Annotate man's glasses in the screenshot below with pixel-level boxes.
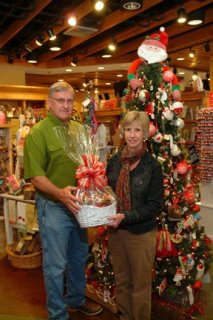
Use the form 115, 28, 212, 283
50, 97, 74, 106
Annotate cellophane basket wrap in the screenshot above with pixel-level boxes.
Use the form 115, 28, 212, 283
54, 123, 117, 228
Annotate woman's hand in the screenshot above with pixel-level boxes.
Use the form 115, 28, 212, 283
107, 213, 125, 228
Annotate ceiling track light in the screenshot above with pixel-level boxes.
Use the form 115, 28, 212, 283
35, 35, 45, 46
192, 71, 198, 81
68, 16, 77, 27
187, 9, 204, 26
7, 53, 14, 64
71, 56, 78, 67
108, 38, 117, 51
177, 7, 187, 24
16, 48, 22, 60
49, 38, 62, 51
101, 52, 112, 58
94, 1, 104, 11
204, 42, 210, 52
27, 51, 38, 64
122, 0, 143, 10
24, 44, 32, 53
47, 28, 56, 41
189, 48, 195, 58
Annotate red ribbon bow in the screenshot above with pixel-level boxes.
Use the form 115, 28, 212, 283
76, 154, 107, 189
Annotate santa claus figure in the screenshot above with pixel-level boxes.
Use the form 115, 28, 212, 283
127, 27, 180, 101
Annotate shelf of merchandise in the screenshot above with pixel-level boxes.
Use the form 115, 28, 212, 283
181, 91, 210, 145
0, 85, 48, 133
0, 124, 13, 179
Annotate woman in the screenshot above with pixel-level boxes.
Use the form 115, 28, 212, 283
107, 111, 164, 320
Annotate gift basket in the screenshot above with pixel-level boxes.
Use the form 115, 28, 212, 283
54, 123, 116, 228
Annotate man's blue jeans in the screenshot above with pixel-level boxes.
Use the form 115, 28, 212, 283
36, 195, 89, 320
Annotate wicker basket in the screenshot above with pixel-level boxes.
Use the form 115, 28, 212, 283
76, 202, 116, 228
5, 243, 42, 269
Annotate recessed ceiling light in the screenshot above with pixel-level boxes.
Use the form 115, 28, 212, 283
58, 79, 64, 82
98, 66, 105, 70
177, 57, 185, 61
178, 72, 185, 75
65, 68, 72, 72
106, 82, 111, 85
122, 0, 143, 10
117, 74, 124, 77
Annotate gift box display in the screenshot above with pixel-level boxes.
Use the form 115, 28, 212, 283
6, 233, 42, 269
54, 124, 117, 228
151, 286, 206, 320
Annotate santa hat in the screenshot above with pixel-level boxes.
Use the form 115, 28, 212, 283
142, 27, 168, 51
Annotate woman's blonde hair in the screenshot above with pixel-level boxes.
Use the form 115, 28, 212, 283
120, 110, 150, 139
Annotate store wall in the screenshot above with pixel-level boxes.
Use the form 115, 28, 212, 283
0, 64, 26, 85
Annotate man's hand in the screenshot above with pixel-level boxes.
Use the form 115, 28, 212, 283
58, 186, 81, 214
31, 176, 81, 214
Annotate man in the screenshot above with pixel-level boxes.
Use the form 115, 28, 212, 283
24, 81, 103, 320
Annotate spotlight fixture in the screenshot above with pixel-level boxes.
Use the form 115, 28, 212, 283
204, 42, 210, 52
122, 0, 143, 10
108, 38, 117, 51
189, 49, 195, 58
47, 28, 56, 41
101, 53, 112, 58
187, 9, 204, 26
94, 1, 104, 11
24, 44, 32, 53
68, 16, 77, 26
16, 48, 22, 60
7, 53, 14, 64
71, 56, 78, 67
192, 71, 198, 81
177, 7, 187, 24
27, 52, 38, 64
49, 38, 61, 51
35, 35, 45, 46
173, 66, 177, 75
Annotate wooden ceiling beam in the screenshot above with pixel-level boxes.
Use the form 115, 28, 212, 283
38, 0, 164, 64
24, 0, 96, 56
0, 0, 53, 48
75, 0, 213, 60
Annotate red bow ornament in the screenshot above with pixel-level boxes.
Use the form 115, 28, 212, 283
76, 154, 108, 189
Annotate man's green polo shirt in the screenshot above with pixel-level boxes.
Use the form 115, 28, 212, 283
24, 113, 80, 189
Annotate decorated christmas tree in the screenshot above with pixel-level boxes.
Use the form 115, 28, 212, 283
85, 28, 212, 318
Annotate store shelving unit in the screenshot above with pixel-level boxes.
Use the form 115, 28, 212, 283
181, 91, 210, 145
